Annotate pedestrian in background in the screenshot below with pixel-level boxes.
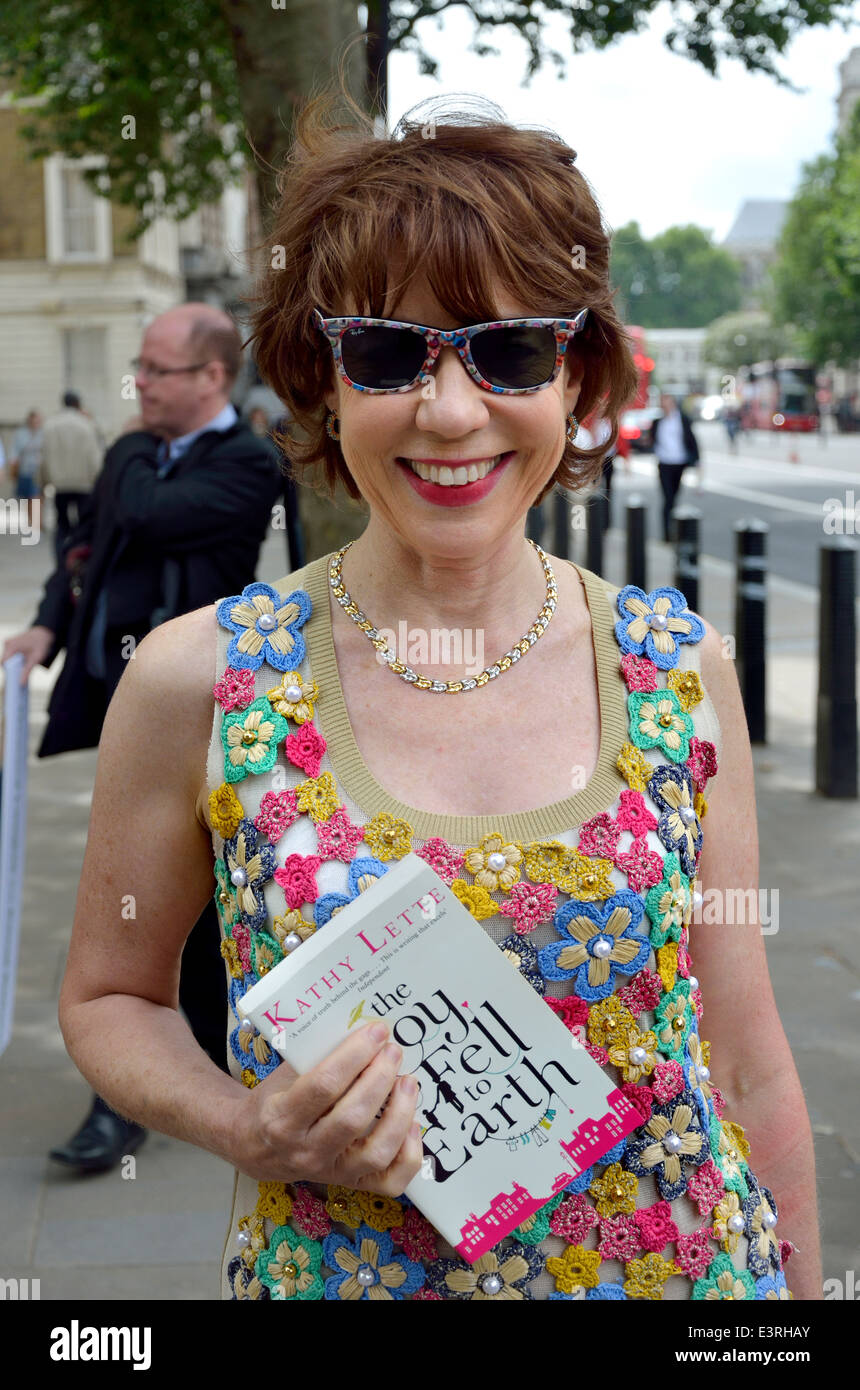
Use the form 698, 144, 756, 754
10, 408, 44, 525
41, 392, 102, 561
648, 392, 700, 542
2, 302, 284, 1173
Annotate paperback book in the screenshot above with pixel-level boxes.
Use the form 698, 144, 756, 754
239, 852, 641, 1262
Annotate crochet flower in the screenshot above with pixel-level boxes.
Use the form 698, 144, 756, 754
271, 908, 316, 952
621, 1081, 654, 1124
223, 820, 277, 931
315, 807, 365, 863
274, 853, 322, 911
452, 879, 497, 921
267, 670, 319, 724
255, 1181, 293, 1226
616, 788, 659, 838
221, 698, 289, 784
213, 666, 256, 712
624, 1092, 707, 1200
539, 891, 650, 1002
234, 1211, 267, 1272
546, 1244, 602, 1294
709, 1117, 751, 1198
463, 832, 522, 892
742, 1185, 780, 1277
627, 689, 694, 765
250, 928, 283, 977
522, 839, 576, 889
544, 993, 589, 1037
597, 1213, 641, 1260
654, 980, 695, 1058
620, 652, 658, 692
295, 772, 340, 823
213, 858, 243, 933
607, 1024, 659, 1083
284, 722, 327, 777
255, 1224, 324, 1300
586, 995, 638, 1050
623, 1251, 679, 1300
325, 1187, 363, 1229
314, 858, 389, 927
648, 765, 702, 876
513, 1192, 564, 1245
615, 584, 705, 670
713, 1190, 745, 1254
635, 1200, 679, 1253
667, 667, 704, 711
356, 1192, 404, 1233
362, 811, 413, 861
577, 813, 621, 860
644, 853, 691, 948
692, 1251, 756, 1301
497, 933, 545, 993
230, 921, 252, 974
549, 1192, 600, 1245
217, 584, 312, 672
390, 1206, 438, 1263
587, 1282, 628, 1300
684, 1034, 714, 1102
498, 880, 558, 934
227, 1257, 269, 1301
290, 1185, 331, 1241
589, 1162, 639, 1218
254, 789, 299, 842
565, 848, 616, 901
415, 836, 465, 885
755, 1271, 792, 1300
230, 1015, 280, 1081
651, 1060, 686, 1104
426, 1243, 543, 1300
615, 837, 664, 893
209, 782, 245, 839
656, 942, 679, 995
220, 935, 244, 980
675, 1226, 717, 1279
617, 969, 663, 1016
687, 735, 719, 792
616, 740, 654, 792
687, 1158, 726, 1216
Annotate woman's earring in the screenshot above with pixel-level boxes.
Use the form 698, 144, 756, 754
566, 413, 579, 444
326, 410, 341, 442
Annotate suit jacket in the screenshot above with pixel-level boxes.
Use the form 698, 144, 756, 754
647, 409, 700, 465
34, 419, 284, 757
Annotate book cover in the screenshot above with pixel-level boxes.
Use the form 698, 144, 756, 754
239, 852, 641, 1263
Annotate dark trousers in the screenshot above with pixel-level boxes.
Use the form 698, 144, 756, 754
657, 462, 688, 543
54, 491, 89, 562
103, 623, 229, 1074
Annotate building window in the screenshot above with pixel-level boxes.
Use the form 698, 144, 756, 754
45, 156, 111, 262
62, 326, 108, 432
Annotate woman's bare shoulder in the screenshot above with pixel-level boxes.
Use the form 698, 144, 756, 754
122, 604, 219, 706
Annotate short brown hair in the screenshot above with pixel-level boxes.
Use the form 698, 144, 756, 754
250, 91, 637, 504
188, 311, 242, 386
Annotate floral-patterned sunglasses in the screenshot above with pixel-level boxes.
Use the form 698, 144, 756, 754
313, 307, 589, 395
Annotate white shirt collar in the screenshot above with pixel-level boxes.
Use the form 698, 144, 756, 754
169, 402, 238, 459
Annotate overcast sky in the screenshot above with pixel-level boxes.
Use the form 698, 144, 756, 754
387, 2, 860, 242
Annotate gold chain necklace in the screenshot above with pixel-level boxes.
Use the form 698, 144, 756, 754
328, 539, 558, 692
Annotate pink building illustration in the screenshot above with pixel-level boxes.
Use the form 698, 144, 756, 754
457, 1181, 538, 1259
558, 1089, 639, 1176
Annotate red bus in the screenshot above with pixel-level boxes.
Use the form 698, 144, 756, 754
740, 360, 819, 432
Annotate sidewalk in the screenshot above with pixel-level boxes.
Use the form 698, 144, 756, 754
1, 496, 857, 1299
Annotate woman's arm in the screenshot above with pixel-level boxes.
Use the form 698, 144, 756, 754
693, 620, 822, 1299
58, 607, 422, 1193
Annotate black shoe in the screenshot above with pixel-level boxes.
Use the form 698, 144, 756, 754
49, 1095, 147, 1173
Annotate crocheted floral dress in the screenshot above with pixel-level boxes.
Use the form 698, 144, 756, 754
203, 554, 793, 1302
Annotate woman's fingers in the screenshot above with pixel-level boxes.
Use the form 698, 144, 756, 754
337, 1072, 421, 1187
281, 1022, 391, 1131
309, 1042, 409, 1156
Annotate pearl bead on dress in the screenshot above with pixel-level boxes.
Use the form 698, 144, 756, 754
257, 612, 276, 631
231, 867, 248, 887
356, 1264, 376, 1287
284, 932, 303, 952
285, 684, 302, 703
592, 936, 613, 959
727, 1213, 745, 1234
663, 1131, 682, 1154
648, 612, 668, 631
487, 852, 507, 872
478, 1273, 503, 1296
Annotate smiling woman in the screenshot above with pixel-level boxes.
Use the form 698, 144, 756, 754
56, 87, 820, 1305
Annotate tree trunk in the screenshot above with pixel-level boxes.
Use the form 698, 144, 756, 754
221, 0, 370, 562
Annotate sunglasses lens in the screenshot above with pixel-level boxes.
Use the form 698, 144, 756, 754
470, 325, 559, 389
340, 325, 426, 389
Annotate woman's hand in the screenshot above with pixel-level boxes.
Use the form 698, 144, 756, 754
233, 1022, 424, 1194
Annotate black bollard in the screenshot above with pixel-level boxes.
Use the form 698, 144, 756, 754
553, 489, 569, 562
733, 519, 768, 744
526, 503, 544, 546
586, 491, 607, 575
816, 539, 858, 797
673, 508, 701, 613
625, 495, 647, 590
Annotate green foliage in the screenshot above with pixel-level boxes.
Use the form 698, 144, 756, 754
702, 310, 801, 372
0, 0, 853, 232
770, 100, 860, 367
611, 221, 742, 327
0, 0, 244, 237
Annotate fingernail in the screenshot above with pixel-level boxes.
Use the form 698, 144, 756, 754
369, 1023, 388, 1043
384, 1042, 402, 1062
411, 1122, 422, 1139
400, 1075, 418, 1098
